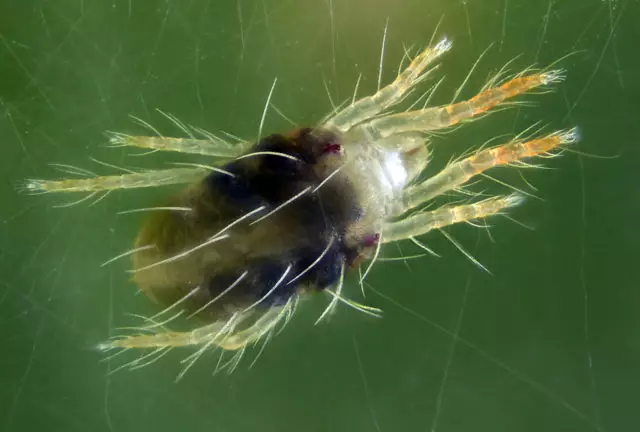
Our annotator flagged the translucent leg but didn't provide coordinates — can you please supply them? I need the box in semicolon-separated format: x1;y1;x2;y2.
402;128;579;209
215;305;291;350
101;304;289;352
382;194;523;243
323;37;452;132
360;70;565;139
23;167;206;194
108;132;244;158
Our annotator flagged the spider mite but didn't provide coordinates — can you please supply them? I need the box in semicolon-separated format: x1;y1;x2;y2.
25;36;578;376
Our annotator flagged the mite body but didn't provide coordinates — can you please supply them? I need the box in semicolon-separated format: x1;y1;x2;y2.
133;128;368;322
25;37;578;374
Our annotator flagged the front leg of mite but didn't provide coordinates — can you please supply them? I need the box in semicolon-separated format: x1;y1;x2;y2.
324;37;452;132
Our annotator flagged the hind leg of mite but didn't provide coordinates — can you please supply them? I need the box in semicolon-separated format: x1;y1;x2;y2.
106;132;243;158
105;304;290;349
22;167;208;200
23;126;242;198
100;301;293;375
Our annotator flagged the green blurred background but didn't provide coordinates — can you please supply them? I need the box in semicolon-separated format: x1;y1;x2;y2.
1;0;638;431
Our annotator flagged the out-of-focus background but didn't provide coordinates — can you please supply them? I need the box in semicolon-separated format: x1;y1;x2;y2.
1;1;638;431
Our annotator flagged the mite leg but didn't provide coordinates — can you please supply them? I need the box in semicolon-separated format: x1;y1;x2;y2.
101;322;226;351
216;304;292;350
323;37;452;132
101;303;290;352
103;313;247;351
401;128;579;210
23;167;206;194
382;194;523;243
359;70;565;139
107;132;244;158
174;303;293;378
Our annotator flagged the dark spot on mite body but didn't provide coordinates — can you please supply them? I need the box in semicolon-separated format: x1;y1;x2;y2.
200;128;364;308
206;244;345;308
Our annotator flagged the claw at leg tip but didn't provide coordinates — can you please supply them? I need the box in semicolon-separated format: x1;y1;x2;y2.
435;35;453;53
559;126;581;144
541;69;566;85
505;193;526;208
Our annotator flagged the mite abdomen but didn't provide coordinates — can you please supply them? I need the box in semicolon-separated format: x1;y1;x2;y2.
131;128;370;323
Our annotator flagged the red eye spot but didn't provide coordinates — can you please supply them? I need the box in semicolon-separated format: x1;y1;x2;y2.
323;142;341;154
362;233;380;247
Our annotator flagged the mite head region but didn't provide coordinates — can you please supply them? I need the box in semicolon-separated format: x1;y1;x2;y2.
132;127;378;323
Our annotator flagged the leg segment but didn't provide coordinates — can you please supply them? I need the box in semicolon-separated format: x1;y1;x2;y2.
324;37;452;132
382;194;523;243
402;128;579;209
108;132;244;158
24;167;206;194
102;302;291;352
359;70;565;139
214;305;291;350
